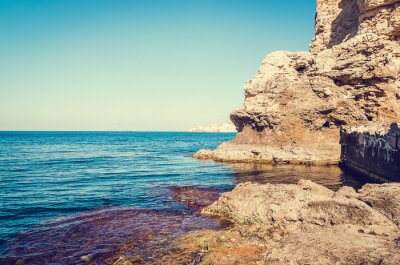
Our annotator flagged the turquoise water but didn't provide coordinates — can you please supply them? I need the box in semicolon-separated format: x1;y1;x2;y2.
0;132;236;241
0;132;370;263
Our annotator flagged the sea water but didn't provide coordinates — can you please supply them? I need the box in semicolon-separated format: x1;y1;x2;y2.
0;131;369;263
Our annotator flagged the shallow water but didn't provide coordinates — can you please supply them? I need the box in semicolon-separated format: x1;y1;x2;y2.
0;131;373;263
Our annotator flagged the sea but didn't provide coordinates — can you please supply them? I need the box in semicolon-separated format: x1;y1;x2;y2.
0;131;371;264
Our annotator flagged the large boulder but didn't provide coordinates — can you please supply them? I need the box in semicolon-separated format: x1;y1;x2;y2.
198;180;400;264
158;180;400;264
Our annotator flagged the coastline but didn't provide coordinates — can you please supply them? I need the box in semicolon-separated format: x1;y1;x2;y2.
193;143;340;166
100;0;400;262
112;179;400;264
2;0;399;263
168;0;400;263
1;130;397;264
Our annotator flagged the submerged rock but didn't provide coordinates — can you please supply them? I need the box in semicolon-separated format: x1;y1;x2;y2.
194;0;400;165
0;207;222;265
168;186;225;213
113;255;145;265
159;180;400;264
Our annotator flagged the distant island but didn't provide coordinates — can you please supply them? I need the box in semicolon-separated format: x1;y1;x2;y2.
183;122;236;132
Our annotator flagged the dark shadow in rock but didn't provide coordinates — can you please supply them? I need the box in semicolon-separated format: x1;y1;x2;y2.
226;163;378;191
328;0;360;48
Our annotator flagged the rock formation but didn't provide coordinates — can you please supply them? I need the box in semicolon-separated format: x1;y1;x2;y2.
194;0;400;165
341;122;400;181
157;180;400;264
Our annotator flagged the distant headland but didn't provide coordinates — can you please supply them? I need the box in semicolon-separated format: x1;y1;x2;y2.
183;122;236;133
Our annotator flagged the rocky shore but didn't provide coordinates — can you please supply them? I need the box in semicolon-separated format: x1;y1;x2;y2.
174;180;400;264
194;0;400;165
117;180;400;264
113;0;400;264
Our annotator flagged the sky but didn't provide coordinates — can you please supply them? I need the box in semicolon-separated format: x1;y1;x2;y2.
0;0;316;131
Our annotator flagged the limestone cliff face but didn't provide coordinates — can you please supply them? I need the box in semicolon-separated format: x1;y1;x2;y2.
194;0;400;165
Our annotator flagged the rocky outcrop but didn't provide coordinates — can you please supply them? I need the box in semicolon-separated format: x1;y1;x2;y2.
194;0;400;165
184;122;236;132
358;182;400;226
158;180;400;264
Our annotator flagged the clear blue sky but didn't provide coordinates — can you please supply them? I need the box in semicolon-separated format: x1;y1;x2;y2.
0;0;316;131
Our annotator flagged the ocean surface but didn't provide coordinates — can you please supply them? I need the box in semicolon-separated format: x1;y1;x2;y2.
0;131;371;264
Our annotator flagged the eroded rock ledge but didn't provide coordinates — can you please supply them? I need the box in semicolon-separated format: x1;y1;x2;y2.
194;0;400;165
157;180;400;265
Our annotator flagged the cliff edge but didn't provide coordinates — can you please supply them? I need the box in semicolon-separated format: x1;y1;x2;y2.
194;0;400;165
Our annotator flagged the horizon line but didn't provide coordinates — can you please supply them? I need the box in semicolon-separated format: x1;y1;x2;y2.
0;130;237;133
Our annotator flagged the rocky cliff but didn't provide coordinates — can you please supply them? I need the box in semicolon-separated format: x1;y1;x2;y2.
194;0;400;165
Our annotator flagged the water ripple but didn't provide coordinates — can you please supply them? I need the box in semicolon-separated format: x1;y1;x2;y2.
0;131;372;263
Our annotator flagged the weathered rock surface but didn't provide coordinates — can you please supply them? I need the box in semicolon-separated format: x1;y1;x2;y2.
359;182;400;225
194;0;400;164
158;180;400;264
340;122;400;181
